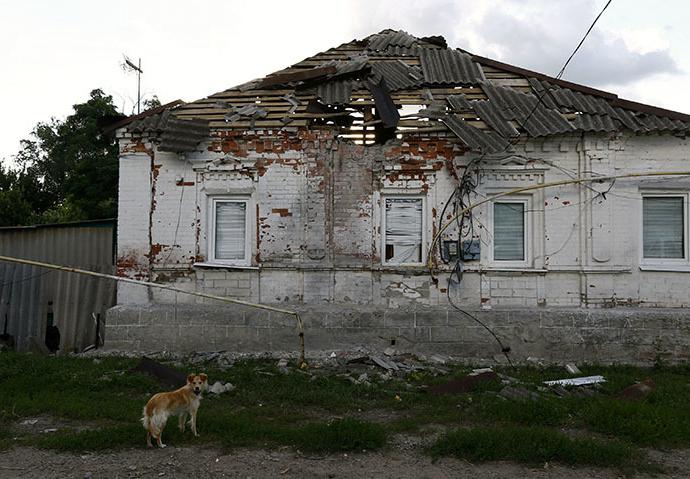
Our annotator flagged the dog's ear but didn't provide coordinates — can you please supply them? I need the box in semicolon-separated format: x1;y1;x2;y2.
187;374;195;384
199;373;208;383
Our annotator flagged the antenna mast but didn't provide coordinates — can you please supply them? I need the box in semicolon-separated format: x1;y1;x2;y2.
123;56;144;114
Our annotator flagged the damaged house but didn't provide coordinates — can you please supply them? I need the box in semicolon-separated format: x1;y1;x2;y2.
108;30;690;363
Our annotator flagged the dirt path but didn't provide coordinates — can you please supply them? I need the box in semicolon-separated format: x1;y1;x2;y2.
1;446;688;479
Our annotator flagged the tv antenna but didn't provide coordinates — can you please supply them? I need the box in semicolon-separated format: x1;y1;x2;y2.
121;55;143;114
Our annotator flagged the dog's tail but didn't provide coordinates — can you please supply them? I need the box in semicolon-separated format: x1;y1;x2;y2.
141;406;150;431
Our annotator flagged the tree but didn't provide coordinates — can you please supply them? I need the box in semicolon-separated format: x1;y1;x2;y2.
142;95;162;110
4;89;120;225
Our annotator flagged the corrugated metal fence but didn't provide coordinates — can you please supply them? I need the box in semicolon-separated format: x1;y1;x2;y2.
0;219;116;353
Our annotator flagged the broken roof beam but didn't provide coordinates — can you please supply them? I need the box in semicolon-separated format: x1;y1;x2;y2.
258;65;338;88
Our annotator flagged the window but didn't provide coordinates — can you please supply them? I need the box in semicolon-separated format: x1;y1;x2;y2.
493;201;526;262
209;198;250;264
643;196;685;259
382;197;424;265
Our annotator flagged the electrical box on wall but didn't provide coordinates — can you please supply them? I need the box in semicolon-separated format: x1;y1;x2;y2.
461;239;481;261
442;240;459;262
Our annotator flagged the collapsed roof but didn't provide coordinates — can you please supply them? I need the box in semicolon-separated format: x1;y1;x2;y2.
128;30;690;153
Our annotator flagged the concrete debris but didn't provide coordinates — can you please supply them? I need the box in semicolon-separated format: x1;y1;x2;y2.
209;381;235;395
618;378;656;400
428;354;448;365
469;367;494;376
276;358;289;368
565;363;581;375
544;375;606;387
499;385;540;402
383;347;396;357
526;357;546;368
370;356;399;371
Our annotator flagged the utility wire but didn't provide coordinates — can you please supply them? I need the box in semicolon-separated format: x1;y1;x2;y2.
556;0;614;80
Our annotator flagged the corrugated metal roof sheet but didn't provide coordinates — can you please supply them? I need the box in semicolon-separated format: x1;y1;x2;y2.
0;222;116;352
160;117;209;152
441;114;510;153
317;79;357;105
638;114;689;131
367;30;418;51
372;45;422;57
370;61;424;91
612;107;646;132
570;113;618;132
129;110;209;152
538;80;619;117
482;82;574;137
527;77;559;110
470;100;520;138
419;49;484;85
446;94;473;111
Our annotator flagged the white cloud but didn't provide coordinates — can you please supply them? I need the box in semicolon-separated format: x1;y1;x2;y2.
1;0;689;164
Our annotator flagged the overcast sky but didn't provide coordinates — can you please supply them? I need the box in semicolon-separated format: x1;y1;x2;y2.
2;0;689;164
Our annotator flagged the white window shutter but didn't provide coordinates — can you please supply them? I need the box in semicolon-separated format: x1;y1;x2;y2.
643;197;684;259
215;202;246;260
494;202;525;261
385;198;423;264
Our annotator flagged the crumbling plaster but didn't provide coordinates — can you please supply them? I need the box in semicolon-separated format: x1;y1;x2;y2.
115;128;690;310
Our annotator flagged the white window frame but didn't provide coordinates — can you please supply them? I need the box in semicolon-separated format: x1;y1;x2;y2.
488;197;531;268
640;192;689;266
381;195;427;267
208;197;252;266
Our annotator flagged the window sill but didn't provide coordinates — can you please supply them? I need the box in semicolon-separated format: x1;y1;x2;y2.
639;264;690;272
478;267;548;273
193;262;259;270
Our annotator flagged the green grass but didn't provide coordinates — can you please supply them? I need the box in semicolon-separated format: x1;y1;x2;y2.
1;351;689;471
429;426;640;469
0;422;12;451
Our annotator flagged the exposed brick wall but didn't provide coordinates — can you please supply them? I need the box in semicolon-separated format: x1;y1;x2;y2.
115;128;690;310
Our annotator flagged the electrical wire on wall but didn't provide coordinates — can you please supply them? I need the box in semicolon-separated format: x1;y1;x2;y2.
432;0;616;365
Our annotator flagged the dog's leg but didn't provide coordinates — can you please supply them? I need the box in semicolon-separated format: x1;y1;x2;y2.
178;413;187;433
157;421;167;448
146;430;153;448
190;408;199;437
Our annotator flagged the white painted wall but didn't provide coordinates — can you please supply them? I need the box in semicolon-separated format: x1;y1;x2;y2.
115;129;690;308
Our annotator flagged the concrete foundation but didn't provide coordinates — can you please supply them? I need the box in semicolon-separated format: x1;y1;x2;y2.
105;304;689;365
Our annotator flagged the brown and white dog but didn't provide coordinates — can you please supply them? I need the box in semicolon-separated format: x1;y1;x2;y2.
142;373;208;448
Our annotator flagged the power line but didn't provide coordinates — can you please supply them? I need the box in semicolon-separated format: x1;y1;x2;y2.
556;0;614;80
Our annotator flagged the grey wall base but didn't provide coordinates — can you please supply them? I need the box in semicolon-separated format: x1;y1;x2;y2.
104;304;690;365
